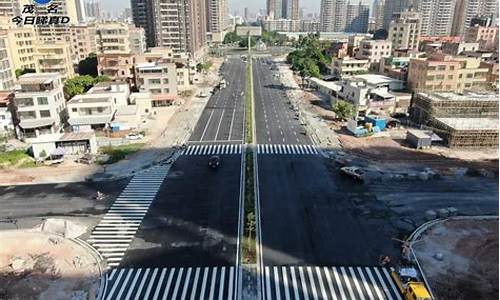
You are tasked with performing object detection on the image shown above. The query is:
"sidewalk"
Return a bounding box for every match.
[0,58,223,185]
[275,57,341,152]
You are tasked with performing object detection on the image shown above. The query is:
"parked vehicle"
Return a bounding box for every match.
[391,267,432,300]
[127,133,144,140]
[208,155,221,169]
[198,91,208,98]
[340,166,364,181]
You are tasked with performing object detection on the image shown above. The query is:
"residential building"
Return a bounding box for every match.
[153,0,207,61]
[320,0,348,32]
[415,0,456,36]
[128,26,147,55]
[206,0,229,42]
[0,0,29,17]
[451,0,497,36]
[0,92,13,133]
[331,56,370,79]
[326,41,349,58]
[135,62,178,95]
[372,0,385,30]
[5,26,37,71]
[267,0,281,19]
[13,73,66,140]
[345,2,369,33]
[35,0,79,41]
[347,34,370,56]
[314,74,410,115]
[356,39,392,70]
[382,0,415,29]
[379,56,411,81]
[68,24,97,64]
[262,19,320,32]
[34,41,75,81]
[441,41,479,55]
[67,94,117,132]
[408,53,489,92]
[0,31,15,91]
[97,53,134,81]
[389,11,421,53]
[85,0,102,20]
[410,91,498,148]
[282,0,299,20]
[464,25,499,51]
[480,60,499,90]
[131,0,155,47]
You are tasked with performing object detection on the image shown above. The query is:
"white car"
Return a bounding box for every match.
[127,133,144,140]
[340,166,365,181]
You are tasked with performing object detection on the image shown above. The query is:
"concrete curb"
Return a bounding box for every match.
[407,215,498,300]
[72,237,107,300]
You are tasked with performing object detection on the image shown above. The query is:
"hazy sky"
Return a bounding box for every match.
[100,0,372,17]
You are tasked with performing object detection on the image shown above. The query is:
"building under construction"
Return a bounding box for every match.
[410,91,498,148]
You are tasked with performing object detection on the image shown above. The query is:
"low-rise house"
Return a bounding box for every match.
[135,61,178,95]
[67,94,117,132]
[130,92,177,117]
[480,60,499,91]
[356,39,392,71]
[441,41,479,55]
[331,56,370,80]
[0,92,14,134]
[464,25,499,51]
[408,53,489,93]
[30,132,98,159]
[13,73,66,140]
[310,74,410,116]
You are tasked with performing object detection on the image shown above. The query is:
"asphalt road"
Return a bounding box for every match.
[255,56,499,268]
[121,58,246,267]
[253,57,310,145]
[189,57,246,143]
[0,180,127,233]
[121,155,242,267]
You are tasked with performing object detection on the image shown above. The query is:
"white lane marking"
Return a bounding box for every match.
[171,268,185,300]
[190,267,201,300]
[290,267,300,300]
[106,269,125,300]
[199,267,210,299]
[306,266,319,300]
[358,267,375,300]
[332,267,347,300]
[265,267,272,300]
[140,268,156,300]
[161,268,175,300]
[134,268,151,300]
[316,267,328,300]
[324,267,339,300]
[208,267,218,300]
[298,267,310,300]
[180,267,192,300]
[227,267,234,300]
[124,268,142,300]
[349,267,366,300]
[115,269,134,300]
[274,266,282,300]
[218,267,226,300]
[282,267,291,300]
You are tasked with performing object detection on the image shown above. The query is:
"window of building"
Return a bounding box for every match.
[16,97,34,107]
[72,108,77,112]
[18,111,36,119]
[448,75,453,80]
[466,73,473,78]
[437,65,446,71]
[37,97,49,105]
[436,75,444,80]
[426,76,434,81]
[39,110,51,118]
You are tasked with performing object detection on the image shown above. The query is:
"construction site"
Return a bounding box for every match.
[410,91,498,148]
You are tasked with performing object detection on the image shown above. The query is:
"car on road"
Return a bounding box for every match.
[340,166,365,181]
[208,155,221,169]
[127,133,144,140]
[198,91,208,98]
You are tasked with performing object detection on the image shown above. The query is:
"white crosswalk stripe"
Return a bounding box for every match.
[87,166,169,268]
[256,144,319,155]
[182,144,243,156]
[263,266,403,300]
[104,266,237,300]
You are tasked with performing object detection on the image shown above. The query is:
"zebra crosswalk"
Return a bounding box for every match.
[181,144,243,156]
[263,266,403,300]
[256,144,319,155]
[88,166,169,268]
[104,266,236,300]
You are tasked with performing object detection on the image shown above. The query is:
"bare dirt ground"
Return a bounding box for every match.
[0,230,101,300]
[413,219,498,300]
[337,132,499,174]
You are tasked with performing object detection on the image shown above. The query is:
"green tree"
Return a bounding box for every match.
[239,37,256,48]
[332,100,355,120]
[223,31,242,44]
[196,61,213,72]
[64,75,110,99]
[15,68,36,79]
[77,53,98,77]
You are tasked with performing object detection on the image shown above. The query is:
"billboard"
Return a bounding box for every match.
[236,26,262,37]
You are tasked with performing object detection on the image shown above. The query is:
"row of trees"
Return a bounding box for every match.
[286,34,331,80]
[223,28,289,48]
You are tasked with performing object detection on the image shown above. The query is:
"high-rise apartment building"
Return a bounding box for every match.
[34,41,75,81]
[321,0,367,32]
[0,30,15,91]
[389,11,421,52]
[85,0,101,19]
[267,0,282,19]
[153,0,207,60]
[345,2,369,33]
[382,0,415,29]
[372,0,385,30]
[5,26,37,71]
[282,0,299,20]
[415,0,456,36]
[206,0,229,42]
[451,0,497,36]
[131,0,156,47]
[0,0,29,17]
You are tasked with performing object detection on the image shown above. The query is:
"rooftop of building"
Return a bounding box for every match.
[352,74,403,85]
[17,73,60,85]
[418,91,498,102]
[68,94,114,105]
[435,117,498,130]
